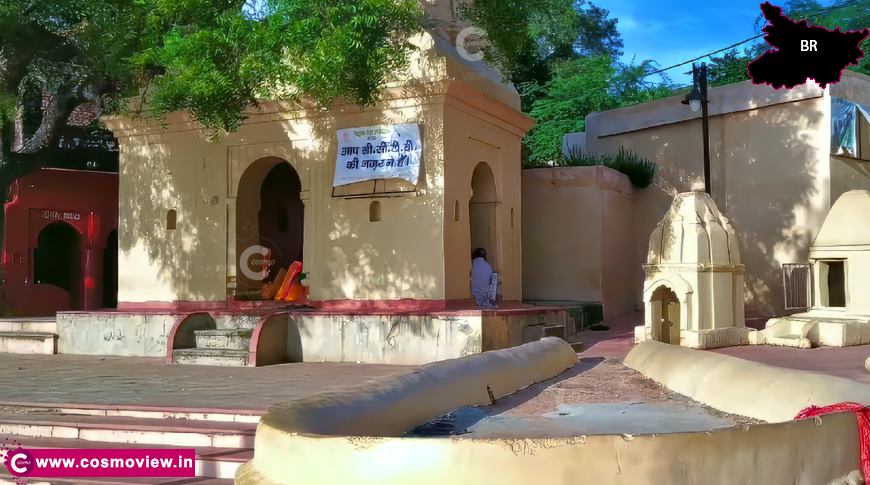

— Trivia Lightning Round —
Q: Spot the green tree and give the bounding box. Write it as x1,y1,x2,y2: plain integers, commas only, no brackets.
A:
0,0,427,158
0,0,427,312
139,0,424,135
456,0,622,111
523,55,674,166
761,0,870,76
705,44,767,87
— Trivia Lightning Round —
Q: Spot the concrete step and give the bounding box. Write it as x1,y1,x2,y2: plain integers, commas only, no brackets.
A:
0,412,256,448
0,435,251,479
0,403,263,424
569,341,584,353
173,348,249,367
543,325,566,340
0,318,58,333
0,331,57,354
194,329,253,351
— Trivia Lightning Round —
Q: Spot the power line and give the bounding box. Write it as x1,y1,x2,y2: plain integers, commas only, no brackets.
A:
643,34,764,78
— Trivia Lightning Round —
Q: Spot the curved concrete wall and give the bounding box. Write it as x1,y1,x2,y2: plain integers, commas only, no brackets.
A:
238,338,864,484
239,405,859,485
625,340,870,422
259,337,577,437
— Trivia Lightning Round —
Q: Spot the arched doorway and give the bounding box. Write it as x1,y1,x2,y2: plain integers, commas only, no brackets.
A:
469,162,498,271
103,229,118,308
651,285,680,345
236,158,304,298
33,222,82,310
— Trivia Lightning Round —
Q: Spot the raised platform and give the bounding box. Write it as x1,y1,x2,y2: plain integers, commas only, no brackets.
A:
54,301,571,366
0,318,58,354
750,311,870,348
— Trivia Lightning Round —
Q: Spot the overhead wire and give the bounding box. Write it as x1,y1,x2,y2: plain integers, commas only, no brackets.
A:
641,0,866,79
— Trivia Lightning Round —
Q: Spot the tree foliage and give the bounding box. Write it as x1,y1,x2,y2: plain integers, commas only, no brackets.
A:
523,55,674,166
139,0,424,134
762,0,870,76
0,0,426,148
456,0,622,89
705,44,768,87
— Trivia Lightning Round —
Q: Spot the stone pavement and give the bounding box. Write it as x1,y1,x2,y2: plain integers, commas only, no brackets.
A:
578,311,870,385
2,311,870,413
0,353,417,411
711,344,870,383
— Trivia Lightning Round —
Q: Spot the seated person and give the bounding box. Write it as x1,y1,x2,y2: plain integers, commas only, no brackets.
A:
470,247,497,307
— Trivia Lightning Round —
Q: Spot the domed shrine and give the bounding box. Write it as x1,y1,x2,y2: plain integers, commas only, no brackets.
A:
752,190,870,347
635,191,750,349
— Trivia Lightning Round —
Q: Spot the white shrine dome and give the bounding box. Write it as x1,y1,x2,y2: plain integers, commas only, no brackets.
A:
814,190,870,248
647,191,741,265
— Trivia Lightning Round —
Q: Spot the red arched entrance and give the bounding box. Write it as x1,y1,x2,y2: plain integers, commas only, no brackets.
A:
34,222,82,310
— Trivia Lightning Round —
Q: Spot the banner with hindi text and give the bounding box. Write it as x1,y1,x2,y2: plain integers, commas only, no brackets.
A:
333,124,422,187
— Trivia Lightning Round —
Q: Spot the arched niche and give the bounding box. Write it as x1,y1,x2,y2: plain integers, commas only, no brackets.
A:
235,157,304,298
34,221,82,310
469,162,499,271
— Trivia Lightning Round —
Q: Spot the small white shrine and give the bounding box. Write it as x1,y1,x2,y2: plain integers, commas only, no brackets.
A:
635,191,750,349
752,190,870,347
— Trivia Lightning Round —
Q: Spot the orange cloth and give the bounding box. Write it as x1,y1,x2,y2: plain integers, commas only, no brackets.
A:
274,261,302,301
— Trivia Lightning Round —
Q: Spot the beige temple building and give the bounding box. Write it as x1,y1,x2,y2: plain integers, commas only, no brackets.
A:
44,1,580,365
102,3,533,311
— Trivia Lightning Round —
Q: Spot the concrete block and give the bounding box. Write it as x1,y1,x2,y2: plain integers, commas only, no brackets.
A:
0,332,57,354
522,325,545,343
634,325,647,344
173,349,249,367
57,312,173,356
0,319,57,333
682,327,750,349
195,329,253,350
543,325,565,340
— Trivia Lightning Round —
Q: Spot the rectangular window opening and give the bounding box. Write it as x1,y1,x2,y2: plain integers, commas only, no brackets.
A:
825,260,846,308
166,209,177,231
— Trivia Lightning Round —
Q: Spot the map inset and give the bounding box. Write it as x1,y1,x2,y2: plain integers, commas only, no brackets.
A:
748,2,869,89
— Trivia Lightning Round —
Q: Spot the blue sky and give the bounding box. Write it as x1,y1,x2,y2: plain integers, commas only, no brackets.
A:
594,0,777,85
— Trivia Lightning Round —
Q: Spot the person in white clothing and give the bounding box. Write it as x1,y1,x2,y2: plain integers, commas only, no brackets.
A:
470,247,496,307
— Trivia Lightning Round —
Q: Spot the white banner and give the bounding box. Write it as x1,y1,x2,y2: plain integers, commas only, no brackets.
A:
333,123,422,187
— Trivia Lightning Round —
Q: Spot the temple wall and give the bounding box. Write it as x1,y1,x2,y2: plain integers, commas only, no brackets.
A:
111,99,448,304
521,165,635,319
442,86,527,302
105,32,532,306
585,80,831,321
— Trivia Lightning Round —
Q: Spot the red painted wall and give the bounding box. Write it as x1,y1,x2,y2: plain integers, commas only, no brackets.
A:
2,168,119,316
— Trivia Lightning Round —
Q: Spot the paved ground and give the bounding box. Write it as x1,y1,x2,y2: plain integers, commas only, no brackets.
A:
711,344,870,383
577,311,870,385
0,310,869,413
576,311,639,359
0,354,417,411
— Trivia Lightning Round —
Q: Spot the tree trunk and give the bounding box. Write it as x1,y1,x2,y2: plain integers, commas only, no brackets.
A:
0,85,78,316
19,86,76,154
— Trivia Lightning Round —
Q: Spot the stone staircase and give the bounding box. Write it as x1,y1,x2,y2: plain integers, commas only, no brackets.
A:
0,318,58,354
0,403,262,484
172,316,258,367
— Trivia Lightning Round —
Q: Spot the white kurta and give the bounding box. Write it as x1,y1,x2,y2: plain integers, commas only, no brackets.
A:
470,257,496,307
